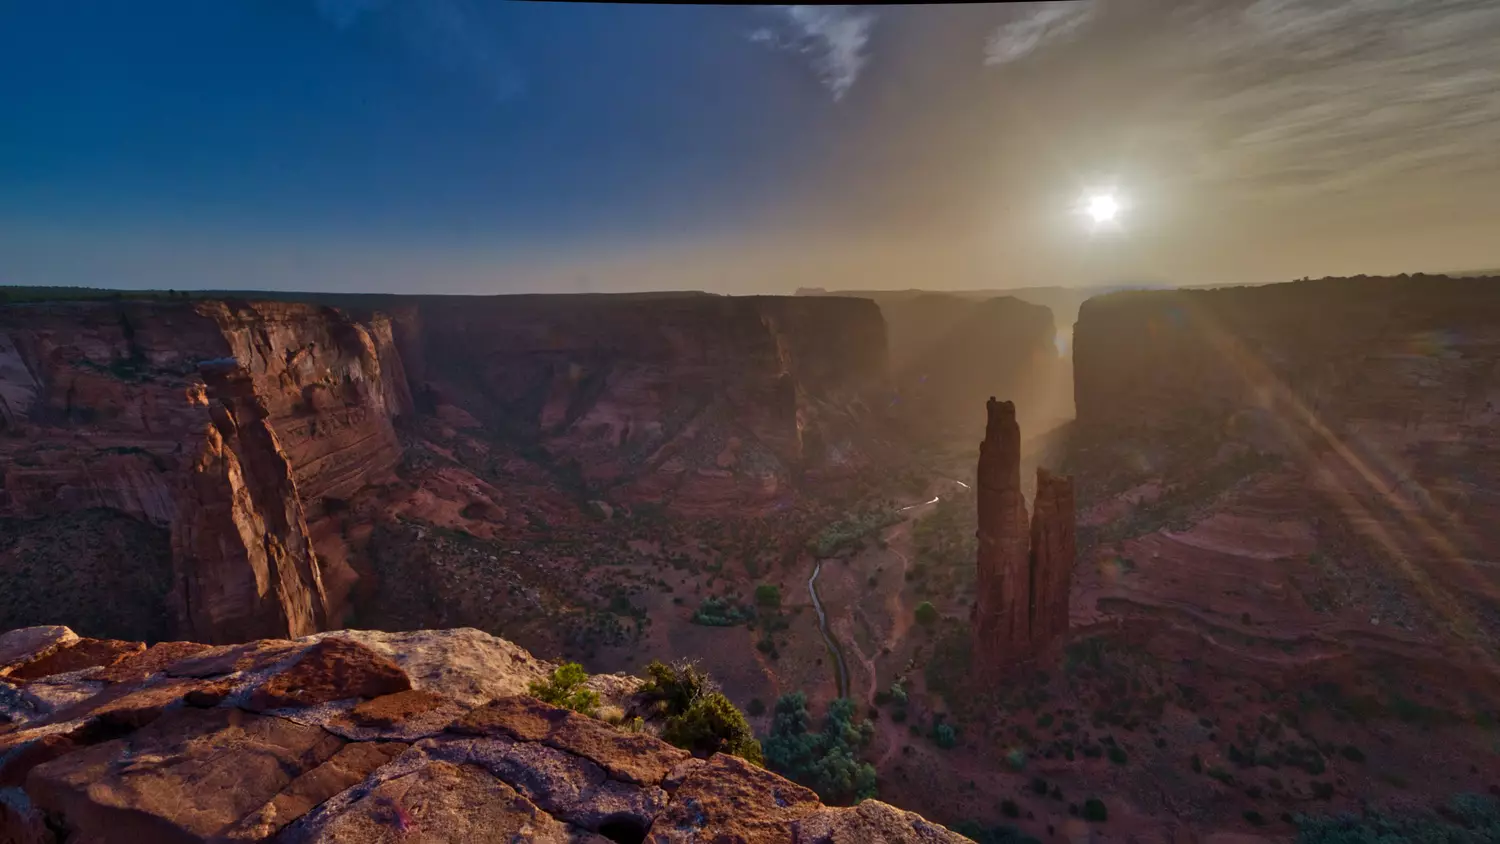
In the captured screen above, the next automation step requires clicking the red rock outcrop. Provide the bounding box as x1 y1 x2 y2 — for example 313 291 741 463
973 398 1075 667
0 624 969 844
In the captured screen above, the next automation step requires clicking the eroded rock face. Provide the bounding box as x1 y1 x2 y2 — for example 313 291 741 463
973 399 1076 668
0 300 409 644
0 624 969 844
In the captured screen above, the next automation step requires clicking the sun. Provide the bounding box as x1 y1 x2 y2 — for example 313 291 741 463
1086 193 1120 224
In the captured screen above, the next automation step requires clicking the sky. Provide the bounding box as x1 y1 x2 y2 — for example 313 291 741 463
2 0 1499 295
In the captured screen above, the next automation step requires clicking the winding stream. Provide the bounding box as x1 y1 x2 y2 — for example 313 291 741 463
804 478 970 701
807 560 850 699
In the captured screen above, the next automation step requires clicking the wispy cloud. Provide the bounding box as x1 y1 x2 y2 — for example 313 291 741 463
751 5 878 102
983 0 1098 66
1161 0 1500 199
313 0 524 103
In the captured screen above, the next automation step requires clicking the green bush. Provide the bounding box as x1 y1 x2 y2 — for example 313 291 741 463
528 662 600 716
661 692 764 765
915 601 939 625
640 659 762 764
762 693 877 805
692 595 755 626
755 584 782 608
1082 798 1108 822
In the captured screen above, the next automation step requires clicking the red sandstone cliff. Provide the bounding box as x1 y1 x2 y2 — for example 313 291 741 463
0 301 409 644
974 398 1075 667
0 293 894 644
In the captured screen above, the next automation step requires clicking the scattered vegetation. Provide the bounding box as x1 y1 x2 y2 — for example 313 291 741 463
762 693 877 805
1294 794 1500 843
807 508 901 558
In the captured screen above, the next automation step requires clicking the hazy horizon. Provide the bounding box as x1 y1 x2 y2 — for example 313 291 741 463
4 1 1499 295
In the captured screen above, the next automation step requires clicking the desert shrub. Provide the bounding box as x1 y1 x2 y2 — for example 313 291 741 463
1006 749 1027 771
755 584 782 608
1082 798 1108 822
762 693 877 805
747 697 766 716
933 722 959 749
1244 810 1265 826
640 659 762 764
661 692 763 764
915 601 940 625
1001 799 1020 818
1030 777 1049 795
1340 745 1365 763
1107 746 1128 765
528 662 600 716
692 595 755 626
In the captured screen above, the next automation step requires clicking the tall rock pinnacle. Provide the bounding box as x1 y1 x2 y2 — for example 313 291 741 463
973 397 1075 667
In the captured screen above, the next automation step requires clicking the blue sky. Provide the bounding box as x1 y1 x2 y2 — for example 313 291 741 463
4 1 1499 293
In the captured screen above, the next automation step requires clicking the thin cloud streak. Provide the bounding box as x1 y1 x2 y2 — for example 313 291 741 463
983 0 1098 66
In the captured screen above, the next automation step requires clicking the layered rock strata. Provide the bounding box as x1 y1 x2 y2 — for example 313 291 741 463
0 624 967 844
973 399 1076 667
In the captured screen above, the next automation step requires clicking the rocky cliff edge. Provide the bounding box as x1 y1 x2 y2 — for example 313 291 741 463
0 625 966 844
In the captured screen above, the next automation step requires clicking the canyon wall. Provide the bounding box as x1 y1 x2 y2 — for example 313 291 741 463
973 398 1075 667
377 293 890 515
1070 274 1500 656
0 293 893 643
0 300 409 644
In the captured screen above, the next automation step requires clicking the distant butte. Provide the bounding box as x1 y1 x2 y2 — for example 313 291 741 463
973 397 1076 667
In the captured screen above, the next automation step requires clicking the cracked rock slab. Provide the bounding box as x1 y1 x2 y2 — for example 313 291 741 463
450 696 688 786
278 759 609 844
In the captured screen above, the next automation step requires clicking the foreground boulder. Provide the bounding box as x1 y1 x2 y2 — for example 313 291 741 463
0 625 969 843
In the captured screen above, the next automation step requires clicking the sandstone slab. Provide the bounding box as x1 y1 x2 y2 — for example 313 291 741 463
0 627 78 677
645 752 821 843
246 637 410 711
793 799 971 844
4 638 145 682
25 706 345 842
450 696 688 786
279 759 608 844
95 641 213 684
224 739 408 840
165 639 301 679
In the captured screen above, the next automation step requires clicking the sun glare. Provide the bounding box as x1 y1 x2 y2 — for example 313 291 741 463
1087 193 1120 224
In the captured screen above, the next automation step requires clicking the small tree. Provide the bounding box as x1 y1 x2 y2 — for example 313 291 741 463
528 662 600 716
915 601 939 625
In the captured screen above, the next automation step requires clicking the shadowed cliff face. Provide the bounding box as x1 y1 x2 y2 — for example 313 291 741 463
383 294 890 515
0 294 894 644
1067 274 1500 709
0 301 408 644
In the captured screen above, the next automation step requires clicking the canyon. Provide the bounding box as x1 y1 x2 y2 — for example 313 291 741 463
2 274 1500 843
